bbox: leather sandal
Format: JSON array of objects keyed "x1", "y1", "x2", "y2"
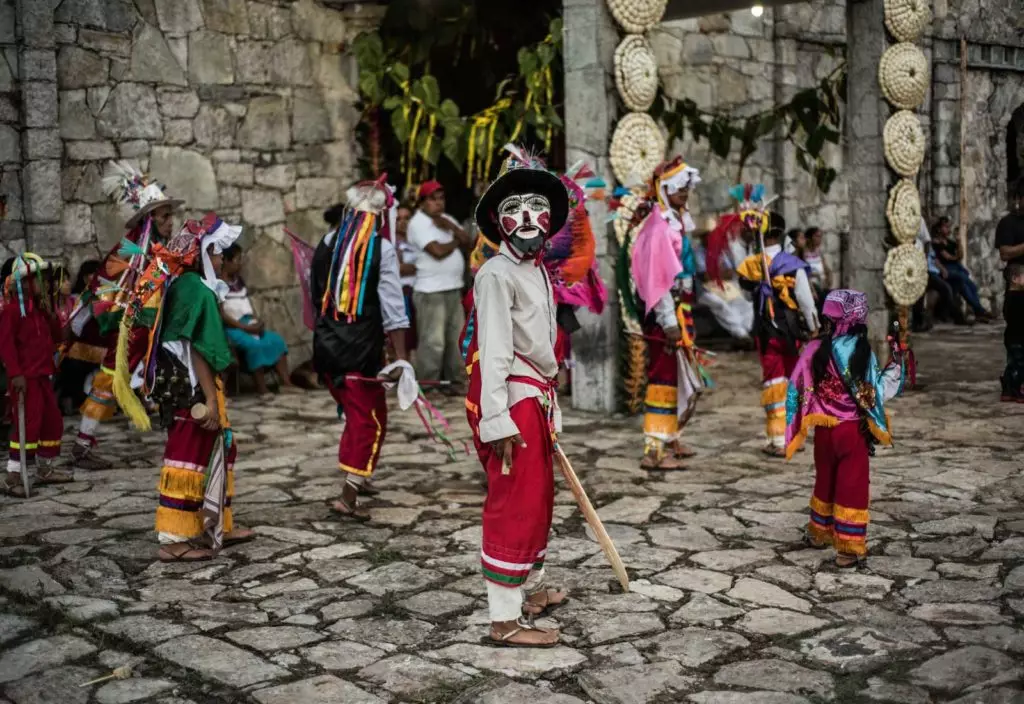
[
  {"x1": 523, "y1": 587, "x2": 569, "y2": 617},
  {"x1": 2, "y1": 473, "x2": 26, "y2": 498},
  {"x1": 329, "y1": 496, "x2": 371, "y2": 522},
  {"x1": 484, "y1": 617, "x2": 559, "y2": 648},
  {"x1": 159, "y1": 541, "x2": 215, "y2": 563}
]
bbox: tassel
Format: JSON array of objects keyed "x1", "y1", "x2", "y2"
[
  {"x1": 112, "y1": 314, "x2": 151, "y2": 431},
  {"x1": 585, "y1": 177, "x2": 606, "y2": 189},
  {"x1": 117, "y1": 238, "x2": 147, "y2": 260}
]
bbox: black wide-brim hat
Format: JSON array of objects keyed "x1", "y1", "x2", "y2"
[{"x1": 474, "y1": 167, "x2": 569, "y2": 245}]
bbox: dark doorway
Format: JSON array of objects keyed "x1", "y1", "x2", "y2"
[{"x1": 1008, "y1": 104, "x2": 1024, "y2": 186}]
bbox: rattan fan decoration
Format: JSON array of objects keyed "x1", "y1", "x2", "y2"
[
  {"x1": 883, "y1": 110, "x2": 926, "y2": 177},
  {"x1": 615, "y1": 35, "x2": 659, "y2": 112},
  {"x1": 879, "y1": 43, "x2": 929, "y2": 110},
  {"x1": 610, "y1": 112, "x2": 666, "y2": 185},
  {"x1": 886, "y1": 178, "x2": 922, "y2": 244},
  {"x1": 614, "y1": 193, "x2": 642, "y2": 245},
  {"x1": 884, "y1": 243, "x2": 928, "y2": 306},
  {"x1": 606, "y1": 0, "x2": 667, "y2": 34},
  {"x1": 622, "y1": 333, "x2": 648, "y2": 414},
  {"x1": 884, "y1": 0, "x2": 932, "y2": 42}
]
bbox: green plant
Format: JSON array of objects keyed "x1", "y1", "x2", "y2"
[
  {"x1": 652, "y1": 62, "x2": 846, "y2": 193},
  {"x1": 352, "y1": 17, "x2": 564, "y2": 191}
]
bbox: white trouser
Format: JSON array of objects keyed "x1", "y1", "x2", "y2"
[
  {"x1": 486, "y1": 567, "x2": 545, "y2": 622},
  {"x1": 700, "y1": 291, "x2": 754, "y2": 339}
]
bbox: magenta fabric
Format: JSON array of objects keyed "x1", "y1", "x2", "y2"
[
  {"x1": 822, "y1": 289, "x2": 868, "y2": 336},
  {"x1": 631, "y1": 208, "x2": 683, "y2": 316}
]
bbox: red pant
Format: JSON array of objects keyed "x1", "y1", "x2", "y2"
[
  {"x1": 327, "y1": 377, "x2": 387, "y2": 479},
  {"x1": 809, "y1": 420, "x2": 870, "y2": 556},
  {"x1": 758, "y1": 337, "x2": 799, "y2": 445},
  {"x1": 476, "y1": 398, "x2": 555, "y2": 587},
  {"x1": 8, "y1": 377, "x2": 62, "y2": 464}
]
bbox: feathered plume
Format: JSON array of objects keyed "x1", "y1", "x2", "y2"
[{"x1": 102, "y1": 161, "x2": 147, "y2": 207}]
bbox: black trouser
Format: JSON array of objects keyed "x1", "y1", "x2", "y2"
[
  {"x1": 1003, "y1": 292, "x2": 1024, "y2": 395},
  {"x1": 913, "y1": 273, "x2": 965, "y2": 326}
]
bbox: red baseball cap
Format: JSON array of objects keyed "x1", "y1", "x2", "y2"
[{"x1": 417, "y1": 180, "x2": 443, "y2": 201}]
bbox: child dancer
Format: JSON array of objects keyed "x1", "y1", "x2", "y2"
[
  {"x1": 784, "y1": 289, "x2": 906, "y2": 567},
  {"x1": 0, "y1": 254, "x2": 74, "y2": 496}
]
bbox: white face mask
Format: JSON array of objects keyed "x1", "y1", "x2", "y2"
[{"x1": 497, "y1": 192, "x2": 552, "y2": 244}]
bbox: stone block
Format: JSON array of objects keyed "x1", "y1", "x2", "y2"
[
  {"x1": 717, "y1": 66, "x2": 748, "y2": 106},
  {"x1": 128, "y1": 22, "x2": 187, "y2": 85},
  {"x1": 294, "y1": 177, "x2": 337, "y2": 209},
  {"x1": 0, "y1": 123, "x2": 19, "y2": 163},
  {"x1": 166, "y1": 36, "x2": 187, "y2": 72},
  {"x1": 149, "y1": 146, "x2": 218, "y2": 209},
  {"x1": 236, "y1": 40, "x2": 313, "y2": 86},
  {"x1": 698, "y1": 13, "x2": 731, "y2": 33},
  {"x1": 212, "y1": 148, "x2": 241, "y2": 162},
  {"x1": 23, "y1": 160, "x2": 61, "y2": 224},
  {"x1": 57, "y1": 47, "x2": 109, "y2": 89},
  {"x1": 0, "y1": 55, "x2": 13, "y2": 93},
  {"x1": 97, "y1": 83, "x2": 161, "y2": 139},
  {"x1": 157, "y1": 89, "x2": 200, "y2": 118},
  {"x1": 119, "y1": 139, "x2": 150, "y2": 158},
  {"x1": 291, "y1": 0, "x2": 348, "y2": 43},
  {"x1": 217, "y1": 162, "x2": 254, "y2": 186},
  {"x1": 255, "y1": 164, "x2": 296, "y2": 190},
  {"x1": 19, "y1": 0, "x2": 58, "y2": 49},
  {"x1": 201, "y1": 0, "x2": 250, "y2": 34},
  {"x1": 662, "y1": 71, "x2": 712, "y2": 108},
  {"x1": 248, "y1": 3, "x2": 293, "y2": 40},
  {"x1": 92, "y1": 202, "x2": 125, "y2": 251},
  {"x1": 22, "y1": 50, "x2": 57, "y2": 81},
  {"x1": 238, "y1": 96, "x2": 290, "y2": 150},
  {"x1": 78, "y1": 28, "x2": 132, "y2": 55},
  {"x1": 0, "y1": 0, "x2": 15, "y2": 44},
  {"x1": 164, "y1": 118, "x2": 193, "y2": 145},
  {"x1": 0, "y1": 167, "x2": 22, "y2": 218},
  {"x1": 87, "y1": 86, "x2": 110, "y2": 113},
  {"x1": 242, "y1": 189, "x2": 285, "y2": 226},
  {"x1": 711, "y1": 34, "x2": 750, "y2": 60},
  {"x1": 55, "y1": 0, "x2": 135, "y2": 32},
  {"x1": 27, "y1": 223, "x2": 65, "y2": 254},
  {"x1": 24, "y1": 81, "x2": 59, "y2": 128},
  {"x1": 62, "y1": 203, "x2": 95, "y2": 245},
  {"x1": 680, "y1": 33, "x2": 713, "y2": 65},
  {"x1": 197, "y1": 84, "x2": 246, "y2": 102},
  {"x1": 23, "y1": 128, "x2": 62, "y2": 159},
  {"x1": 154, "y1": 0, "x2": 203, "y2": 35},
  {"x1": 65, "y1": 140, "x2": 117, "y2": 160},
  {"x1": 62, "y1": 163, "x2": 105, "y2": 203},
  {"x1": 188, "y1": 30, "x2": 234, "y2": 84},
  {"x1": 59, "y1": 90, "x2": 97, "y2": 140},
  {"x1": 193, "y1": 104, "x2": 237, "y2": 148},
  {"x1": 292, "y1": 89, "x2": 331, "y2": 144},
  {"x1": 220, "y1": 185, "x2": 241, "y2": 207},
  {"x1": 730, "y1": 8, "x2": 769, "y2": 36}
]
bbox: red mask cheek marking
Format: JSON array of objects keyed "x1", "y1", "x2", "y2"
[
  {"x1": 537, "y1": 212, "x2": 550, "y2": 232},
  {"x1": 500, "y1": 216, "x2": 518, "y2": 233}
]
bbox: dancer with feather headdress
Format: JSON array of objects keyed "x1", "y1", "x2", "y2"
[{"x1": 65, "y1": 162, "x2": 182, "y2": 471}]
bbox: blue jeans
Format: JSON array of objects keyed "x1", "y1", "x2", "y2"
[{"x1": 943, "y1": 263, "x2": 985, "y2": 315}]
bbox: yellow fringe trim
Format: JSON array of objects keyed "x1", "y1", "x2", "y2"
[
  {"x1": 645, "y1": 384, "x2": 677, "y2": 408},
  {"x1": 833, "y1": 535, "x2": 867, "y2": 557},
  {"x1": 158, "y1": 465, "x2": 205, "y2": 501},
  {"x1": 806, "y1": 521, "x2": 832, "y2": 545},
  {"x1": 834, "y1": 504, "x2": 870, "y2": 525},
  {"x1": 155, "y1": 505, "x2": 203, "y2": 538},
  {"x1": 67, "y1": 342, "x2": 105, "y2": 365},
  {"x1": 809, "y1": 494, "x2": 833, "y2": 517},
  {"x1": 785, "y1": 413, "x2": 841, "y2": 460},
  {"x1": 113, "y1": 315, "x2": 151, "y2": 432},
  {"x1": 866, "y1": 416, "x2": 893, "y2": 447}
]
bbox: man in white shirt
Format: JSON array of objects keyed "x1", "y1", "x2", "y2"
[{"x1": 407, "y1": 180, "x2": 472, "y2": 389}]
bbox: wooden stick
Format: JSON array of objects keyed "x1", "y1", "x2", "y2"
[
  {"x1": 554, "y1": 448, "x2": 630, "y2": 593},
  {"x1": 958, "y1": 36, "x2": 969, "y2": 267},
  {"x1": 898, "y1": 306, "x2": 909, "y2": 347}
]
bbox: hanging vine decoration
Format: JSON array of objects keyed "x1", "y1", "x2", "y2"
[
  {"x1": 651, "y1": 62, "x2": 848, "y2": 194},
  {"x1": 353, "y1": 18, "x2": 564, "y2": 190}
]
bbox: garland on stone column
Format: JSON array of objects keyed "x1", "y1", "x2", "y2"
[
  {"x1": 880, "y1": 0, "x2": 932, "y2": 339},
  {"x1": 605, "y1": 0, "x2": 668, "y2": 412}
]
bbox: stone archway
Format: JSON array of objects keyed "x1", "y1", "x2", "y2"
[{"x1": 1008, "y1": 104, "x2": 1024, "y2": 186}]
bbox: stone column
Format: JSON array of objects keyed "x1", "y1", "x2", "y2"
[
  {"x1": 844, "y1": 0, "x2": 888, "y2": 353},
  {"x1": 563, "y1": 0, "x2": 621, "y2": 413},
  {"x1": 16, "y1": 0, "x2": 62, "y2": 256}
]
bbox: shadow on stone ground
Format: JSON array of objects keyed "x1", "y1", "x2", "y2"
[{"x1": 0, "y1": 324, "x2": 1021, "y2": 704}]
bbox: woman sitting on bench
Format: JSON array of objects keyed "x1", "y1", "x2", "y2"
[{"x1": 219, "y1": 244, "x2": 299, "y2": 398}]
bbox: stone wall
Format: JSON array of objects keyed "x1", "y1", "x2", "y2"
[{"x1": 6, "y1": 0, "x2": 379, "y2": 361}]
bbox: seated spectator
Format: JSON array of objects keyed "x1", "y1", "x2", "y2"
[
  {"x1": 802, "y1": 227, "x2": 832, "y2": 300},
  {"x1": 219, "y1": 244, "x2": 299, "y2": 397},
  {"x1": 395, "y1": 202, "x2": 419, "y2": 356},
  {"x1": 407, "y1": 180, "x2": 471, "y2": 391},
  {"x1": 933, "y1": 216, "x2": 993, "y2": 323},
  {"x1": 694, "y1": 232, "x2": 754, "y2": 343},
  {"x1": 57, "y1": 259, "x2": 103, "y2": 413}
]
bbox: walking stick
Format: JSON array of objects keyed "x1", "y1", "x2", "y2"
[
  {"x1": 16, "y1": 390, "x2": 30, "y2": 498},
  {"x1": 554, "y1": 447, "x2": 630, "y2": 592}
]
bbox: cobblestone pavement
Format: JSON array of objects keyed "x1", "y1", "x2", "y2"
[{"x1": 0, "y1": 325, "x2": 1021, "y2": 704}]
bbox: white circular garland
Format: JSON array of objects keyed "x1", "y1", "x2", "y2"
[
  {"x1": 610, "y1": 112, "x2": 667, "y2": 185},
  {"x1": 879, "y1": 43, "x2": 929, "y2": 110},
  {"x1": 886, "y1": 178, "x2": 922, "y2": 244},
  {"x1": 614, "y1": 35, "x2": 659, "y2": 112},
  {"x1": 606, "y1": 0, "x2": 667, "y2": 34},
  {"x1": 884, "y1": 243, "x2": 928, "y2": 306},
  {"x1": 884, "y1": 0, "x2": 932, "y2": 43},
  {"x1": 883, "y1": 110, "x2": 926, "y2": 177}
]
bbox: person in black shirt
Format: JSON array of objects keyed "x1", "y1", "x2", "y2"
[
  {"x1": 933, "y1": 216, "x2": 993, "y2": 322},
  {"x1": 997, "y1": 179, "x2": 1024, "y2": 400}
]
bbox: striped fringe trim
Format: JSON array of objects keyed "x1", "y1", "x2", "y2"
[{"x1": 480, "y1": 548, "x2": 545, "y2": 587}]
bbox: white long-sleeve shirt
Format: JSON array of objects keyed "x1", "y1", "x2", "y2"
[
  {"x1": 764, "y1": 243, "x2": 819, "y2": 331},
  {"x1": 377, "y1": 238, "x2": 410, "y2": 333},
  {"x1": 474, "y1": 243, "x2": 561, "y2": 443}
]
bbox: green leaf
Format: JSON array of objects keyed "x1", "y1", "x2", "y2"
[
  {"x1": 390, "y1": 108, "x2": 410, "y2": 144},
  {"x1": 440, "y1": 98, "x2": 460, "y2": 119},
  {"x1": 795, "y1": 148, "x2": 809, "y2": 172},
  {"x1": 382, "y1": 95, "x2": 404, "y2": 111},
  {"x1": 537, "y1": 43, "x2": 554, "y2": 67},
  {"x1": 425, "y1": 139, "x2": 442, "y2": 165},
  {"x1": 806, "y1": 126, "x2": 827, "y2": 158},
  {"x1": 391, "y1": 62, "x2": 410, "y2": 84},
  {"x1": 518, "y1": 47, "x2": 538, "y2": 77},
  {"x1": 815, "y1": 166, "x2": 838, "y2": 193},
  {"x1": 359, "y1": 74, "x2": 384, "y2": 104},
  {"x1": 549, "y1": 17, "x2": 563, "y2": 40},
  {"x1": 821, "y1": 126, "x2": 841, "y2": 144}
]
